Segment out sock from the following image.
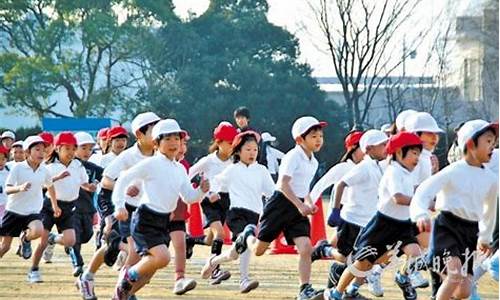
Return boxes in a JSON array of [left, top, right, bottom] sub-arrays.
[[193, 235, 207, 245], [324, 245, 335, 257], [239, 249, 251, 282], [31, 266, 39, 272], [346, 282, 360, 294], [331, 289, 343, 299], [127, 268, 139, 282], [83, 270, 94, 280], [211, 239, 223, 255]]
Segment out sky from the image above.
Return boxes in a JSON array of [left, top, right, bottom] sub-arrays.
[[172, 0, 484, 77]]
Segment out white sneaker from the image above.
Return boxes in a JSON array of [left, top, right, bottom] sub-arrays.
[[240, 278, 259, 293], [173, 277, 197, 295], [113, 250, 128, 271], [366, 271, 384, 297], [27, 270, 43, 283], [409, 271, 429, 289], [77, 275, 97, 300]]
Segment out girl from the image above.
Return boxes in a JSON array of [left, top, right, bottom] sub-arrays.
[[112, 119, 209, 300], [0, 136, 56, 265], [200, 131, 275, 293], [260, 132, 285, 182], [187, 121, 237, 284], [89, 127, 109, 166], [30, 132, 94, 283], [0, 146, 9, 223]]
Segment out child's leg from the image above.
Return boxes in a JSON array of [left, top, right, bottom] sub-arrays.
[[126, 245, 170, 294], [436, 256, 468, 300], [170, 230, 186, 280], [203, 229, 214, 245], [26, 220, 44, 241], [209, 221, 224, 249], [31, 229, 49, 269], [293, 236, 313, 285], [416, 231, 430, 249], [0, 236, 13, 257], [239, 249, 251, 281], [451, 274, 473, 299], [54, 228, 76, 248], [123, 236, 141, 268], [336, 260, 373, 293], [402, 243, 423, 274]]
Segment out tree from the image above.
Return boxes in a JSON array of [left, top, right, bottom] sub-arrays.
[[309, 0, 423, 128]]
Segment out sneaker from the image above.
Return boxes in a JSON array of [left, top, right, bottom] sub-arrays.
[[173, 277, 197, 295], [366, 271, 384, 297], [326, 262, 347, 289], [209, 267, 231, 285], [297, 283, 322, 300], [73, 265, 84, 277], [17, 230, 32, 259], [395, 272, 417, 300], [311, 240, 331, 262], [114, 250, 128, 271], [185, 236, 195, 259], [113, 270, 133, 300], [234, 224, 256, 254], [344, 289, 371, 299], [323, 288, 342, 300], [77, 275, 97, 300], [128, 296, 137, 300], [27, 270, 43, 283], [43, 232, 57, 263], [409, 271, 429, 289], [200, 255, 217, 279], [240, 278, 259, 293]]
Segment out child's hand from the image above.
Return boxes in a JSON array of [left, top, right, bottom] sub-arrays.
[[478, 242, 492, 257], [52, 205, 62, 218], [431, 155, 439, 174], [84, 183, 97, 193], [208, 192, 220, 203], [308, 203, 318, 214], [19, 182, 31, 192], [297, 202, 312, 216], [327, 208, 342, 227], [126, 185, 140, 197], [416, 217, 432, 233], [55, 170, 71, 181], [114, 207, 129, 221], [199, 173, 210, 193]]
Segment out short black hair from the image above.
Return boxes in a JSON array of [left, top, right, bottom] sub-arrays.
[[138, 121, 159, 136], [156, 132, 181, 143], [234, 106, 250, 119], [300, 125, 323, 139], [391, 144, 423, 161], [464, 127, 497, 154], [111, 134, 128, 140], [232, 134, 259, 163]]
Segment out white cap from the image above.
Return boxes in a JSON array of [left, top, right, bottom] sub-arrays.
[[131, 112, 161, 136], [380, 123, 392, 133], [12, 140, 23, 148], [395, 109, 418, 131], [291, 116, 327, 139], [262, 132, 276, 142], [405, 112, 444, 133], [359, 129, 389, 153], [457, 119, 499, 151], [1, 131, 15, 140], [74, 132, 96, 146], [23, 136, 45, 151], [152, 119, 186, 140]]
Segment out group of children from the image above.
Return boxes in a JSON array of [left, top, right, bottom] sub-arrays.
[[0, 107, 497, 300]]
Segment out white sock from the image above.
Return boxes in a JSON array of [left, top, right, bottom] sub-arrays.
[[83, 270, 94, 280], [239, 249, 251, 282]]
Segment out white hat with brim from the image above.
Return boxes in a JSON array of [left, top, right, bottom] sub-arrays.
[[359, 129, 389, 153], [75, 132, 96, 146], [457, 120, 499, 151], [131, 112, 161, 136], [152, 119, 187, 140], [1, 131, 15, 140], [291, 116, 328, 140], [23, 136, 45, 151], [405, 112, 444, 133]]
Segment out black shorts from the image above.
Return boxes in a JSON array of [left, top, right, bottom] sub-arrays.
[[336, 220, 362, 257], [42, 200, 76, 232], [0, 211, 41, 237], [226, 208, 260, 241], [257, 191, 310, 245], [97, 189, 114, 218], [74, 212, 94, 245], [353, 212, 417, 263], [430, 211, 478, 276], [201, 192, 230, 228], [168, 220, 186, 233], [119, 203, 138, 239], [131, 205, 171, 256]]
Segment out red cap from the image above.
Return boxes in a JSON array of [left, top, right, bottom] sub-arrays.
[[386, 132, 422, 155], [344, 131, 364, 150], [107, 126, 128, 139], [213, 122, 238, 142], [38, 132, 54, 145], [54, 131, 77, 146], [231, 131, 261, 148], [0, 145, 8, 155], [97, 127, 109, 140]]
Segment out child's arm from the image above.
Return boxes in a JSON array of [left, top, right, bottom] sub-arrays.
[[112, 162, 147, 221], [261, 168, 276, 199], [391, 193, 412, 206], [478, 182, 499, 253], [310, 164, 343, 202], [46, 185, 60, 217], [188, 157, 207, 180], [180, 172, 209, 204], [280, 175, 311, 216], [5, 183, 31, 195]]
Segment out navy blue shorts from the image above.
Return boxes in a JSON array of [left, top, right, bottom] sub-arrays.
[[257, 191, 310, 245], [168, 220, 186, 233], [201, 192, 230, 228], [131, 205, 170, 256], [42, 199, 76, 232], [353, 212, 417, 263], [226, 207, 260, 241], [119, 203, 138, 239], [430, 211, 478, 275], [336, 219, 362, 257], [0, 211, 41, 237]]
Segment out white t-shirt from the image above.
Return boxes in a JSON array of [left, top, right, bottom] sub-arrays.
[[0, 167, 9, 206], [45, 159, 88, 201], [213, 161, 275, 214], [266, 146, 285, 175], [310, 159, 355, 205], [277, 145, 318, 198], [340, 156, 383, 227], [378, 162, 414, 220], [412, 149, 433, 186], [99, 152, 118, 169], [189, 152, 232, 193], [5, 161, 53, 215]]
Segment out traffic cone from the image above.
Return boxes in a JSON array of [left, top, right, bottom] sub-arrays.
[[310, 197, 327, 245], [223, 224, 232, 245], [187, 202, 204, 237], [269, 232, 297, 254]]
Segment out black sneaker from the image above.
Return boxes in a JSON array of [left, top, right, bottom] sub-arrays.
[[17, 230, 32, 259], [311, 240, 330, 262], [234, 224, 256, 254], [209, 267, 231, 285], [344, 289, 371, 299], [395, 271, 417, 300], [185, 236, 195, 259], [327, 262, 347, 288], [73, 265, 84, 277], [297, 283, 322, 300]]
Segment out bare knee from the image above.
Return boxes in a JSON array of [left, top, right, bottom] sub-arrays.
[[452, 277, 472, 299], [156, 252, 170, 268]]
